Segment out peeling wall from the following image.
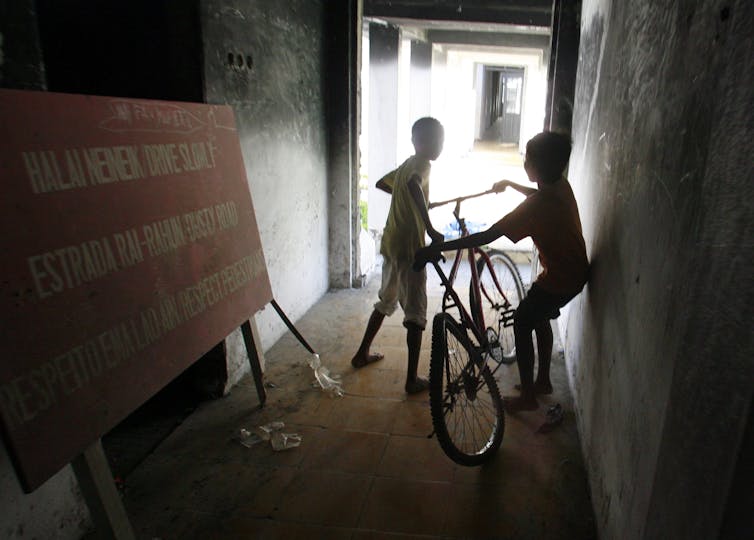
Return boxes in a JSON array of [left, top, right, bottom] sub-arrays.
[[565, 0, 754, 538], [0, 446, 89, 540], [200, 0, 331, 353]]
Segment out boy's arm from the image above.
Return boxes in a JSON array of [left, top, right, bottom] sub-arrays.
[[493, 179, 537, 197], [414, 216, 509, 269], [407, 174, 444, 244]]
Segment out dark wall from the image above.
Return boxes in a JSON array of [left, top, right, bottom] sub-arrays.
[[325, 0, 361, 288], [36, 0, 202, 101], [200, 0, 332, 348], [545, 0, 580, 132], [566, 1, 754, 538], [0, 0, 46, 89]]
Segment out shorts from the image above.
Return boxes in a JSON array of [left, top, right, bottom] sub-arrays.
[[514, 283, 578, 328], [374, 255, 427, 329]]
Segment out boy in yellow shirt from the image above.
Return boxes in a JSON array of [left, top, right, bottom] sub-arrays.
[[351, 117, 445, 394]]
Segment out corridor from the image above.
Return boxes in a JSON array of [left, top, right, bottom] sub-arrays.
[[122, 262, 596, 539]]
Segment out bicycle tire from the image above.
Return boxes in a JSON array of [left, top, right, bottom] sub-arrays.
[[471, 250, 525, 359], [429, 313, 504, 466]]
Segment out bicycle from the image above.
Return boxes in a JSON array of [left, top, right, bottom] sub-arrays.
[[420, 189, 525, 465]]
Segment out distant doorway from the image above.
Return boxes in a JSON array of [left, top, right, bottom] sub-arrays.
[[481, 66, 525, 145]]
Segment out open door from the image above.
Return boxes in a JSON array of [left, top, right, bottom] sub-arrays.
[[499, 67, 524, 144]]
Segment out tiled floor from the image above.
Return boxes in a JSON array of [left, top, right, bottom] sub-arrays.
[[122, 260, 596, 539]]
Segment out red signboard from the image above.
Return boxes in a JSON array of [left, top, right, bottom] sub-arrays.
[[0, 90, 273, 491]]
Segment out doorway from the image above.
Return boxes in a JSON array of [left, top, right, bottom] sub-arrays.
[[482, 66, 525, 145]]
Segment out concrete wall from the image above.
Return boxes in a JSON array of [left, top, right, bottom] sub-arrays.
[[565, 1, 754, 538], [200, 0, 332, 358], [1, 445, 89, 539], [0, 2, 92, 538], [409, 40, 432, 122]]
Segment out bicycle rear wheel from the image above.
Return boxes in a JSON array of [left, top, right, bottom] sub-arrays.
[[429, 313, 504, 466], [472, 250, 524, 359]]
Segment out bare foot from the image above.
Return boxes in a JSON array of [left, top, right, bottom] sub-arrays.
[[514, 381, 553, 395], [405, 377, 429, 394], [503, 395, 539, 413], [351, 353, 384, 368]]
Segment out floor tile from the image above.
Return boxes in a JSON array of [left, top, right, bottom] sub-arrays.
[[270, 469, 371, 528], [325, 395, 401, 433], [390, 400, 433, 437], [351, 531, 439, 540], [299, 427, 388, 475], [227, 465, 298, 519], [342, 368, 408, 399], [377, 434, 456, 483], [204, 516, 353, 540], [358, 477, 453, 536]]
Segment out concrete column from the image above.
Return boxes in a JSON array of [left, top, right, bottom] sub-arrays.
[[366, 22, 400, 232], [544, 0, 581, 132], [326, 0, 361, 288], [409, 40, 432, 122]]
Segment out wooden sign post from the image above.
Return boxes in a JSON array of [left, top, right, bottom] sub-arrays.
[[0, 90, 274, 533]]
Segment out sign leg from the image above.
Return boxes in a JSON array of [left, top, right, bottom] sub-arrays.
[[241, 318, 267, 406], [71, 440, 135, 540]]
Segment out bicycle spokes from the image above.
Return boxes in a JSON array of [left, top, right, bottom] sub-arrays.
[[430, 313, 504, 466]]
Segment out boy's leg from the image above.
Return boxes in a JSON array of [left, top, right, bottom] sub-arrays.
[[512, 287, 574, 397], [351, 309, 386, 368], [507, 313, 539, 411], [353, 255, 400, 368], [401, 262, 428, 394], [533, 320, 553, 394], [404, 322, 428, 394], [505, 287, 545, 412]]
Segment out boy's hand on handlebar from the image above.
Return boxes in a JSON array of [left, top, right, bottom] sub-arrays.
[[492, 180, 510, 193], [413, 245, 444, 271], [428, 230, 445, 244]]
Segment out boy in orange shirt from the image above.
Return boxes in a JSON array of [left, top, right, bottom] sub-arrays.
[[415, 131, 588, 411]]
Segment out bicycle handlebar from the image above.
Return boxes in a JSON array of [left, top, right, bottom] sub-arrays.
[[428, 188, 497, 209], [412, 249, 445, 272], [416, 186, 501, 271]]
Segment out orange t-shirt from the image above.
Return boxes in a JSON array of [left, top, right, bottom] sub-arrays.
[[500, 178, 589, 295]]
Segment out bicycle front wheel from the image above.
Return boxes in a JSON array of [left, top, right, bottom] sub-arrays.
[[472, 250, 525, 359], [429, 313, 504, 466]]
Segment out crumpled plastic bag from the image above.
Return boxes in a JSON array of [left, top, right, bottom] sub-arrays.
[[537, 403, 564, 434], [307, 353, 344, 397], [237, 421, 302, 451]]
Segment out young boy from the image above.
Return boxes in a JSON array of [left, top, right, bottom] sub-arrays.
[[351, 117, 445, 394], [415, 131, 588, 411]]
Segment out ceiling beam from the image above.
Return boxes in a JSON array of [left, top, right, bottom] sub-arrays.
[[427, 30, 550, 48], [364, 1, 553, 28]]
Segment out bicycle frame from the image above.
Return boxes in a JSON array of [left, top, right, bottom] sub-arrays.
[[429, 191, 513, 349]]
